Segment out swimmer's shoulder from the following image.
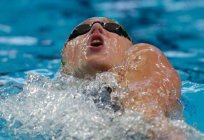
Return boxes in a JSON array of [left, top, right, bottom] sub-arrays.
[[128, 43, 163, 55], [127, 43, 173, 68]]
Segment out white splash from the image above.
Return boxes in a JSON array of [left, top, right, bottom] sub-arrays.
[[0, 36, 37, 46], [0, 24, 12, 33], [164, 51, 196, 58], [0, 73, 203, 140]]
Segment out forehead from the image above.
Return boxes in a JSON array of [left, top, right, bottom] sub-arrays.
[[80, 17, 115, 25]]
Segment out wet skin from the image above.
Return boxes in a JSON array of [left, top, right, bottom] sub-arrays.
[[62, 17, 181, 120]]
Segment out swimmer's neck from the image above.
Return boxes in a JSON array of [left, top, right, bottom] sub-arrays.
[[68, 70, 102, 80], [70, 66, 119, 80]]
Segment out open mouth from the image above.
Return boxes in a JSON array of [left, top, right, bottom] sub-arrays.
[[89, 34, 104, 47]]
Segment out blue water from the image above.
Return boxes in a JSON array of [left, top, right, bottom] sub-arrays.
[[0, 0, 204, 139]]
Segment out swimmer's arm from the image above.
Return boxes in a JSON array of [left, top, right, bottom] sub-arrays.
[[113, 43, 181, 119], [113, 43, 184, 139]]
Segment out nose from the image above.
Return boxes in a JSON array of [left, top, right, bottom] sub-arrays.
[[90, 23, 104, 34]]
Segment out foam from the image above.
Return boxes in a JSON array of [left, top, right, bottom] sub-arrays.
[[0, 73, 203, 139]]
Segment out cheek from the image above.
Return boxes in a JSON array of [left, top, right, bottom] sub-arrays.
[[105, 35, 119, 52], [112, 36, 128, 54], [63, 46, 76, 68], [117, 37, 132, 55], [68, 35, 91, 65], [104, 36, 126, 64]]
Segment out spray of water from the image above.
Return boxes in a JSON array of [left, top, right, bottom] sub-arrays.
[[0, 72, 203, 140]]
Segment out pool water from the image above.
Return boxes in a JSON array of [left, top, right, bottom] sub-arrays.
[[0, 0, 204, 139]]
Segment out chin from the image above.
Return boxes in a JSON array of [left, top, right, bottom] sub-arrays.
[[85, 56, 112, 72]]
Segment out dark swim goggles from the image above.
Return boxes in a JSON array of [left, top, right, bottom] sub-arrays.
[[68, 21, 132, 42]]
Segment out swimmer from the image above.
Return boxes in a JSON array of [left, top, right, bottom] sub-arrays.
[[61, 17, 183, 139]]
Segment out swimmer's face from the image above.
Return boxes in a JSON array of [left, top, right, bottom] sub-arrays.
[[62, 17, 133, 77]]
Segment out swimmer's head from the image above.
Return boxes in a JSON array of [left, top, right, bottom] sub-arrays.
[[62, 17, 133, 78]]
